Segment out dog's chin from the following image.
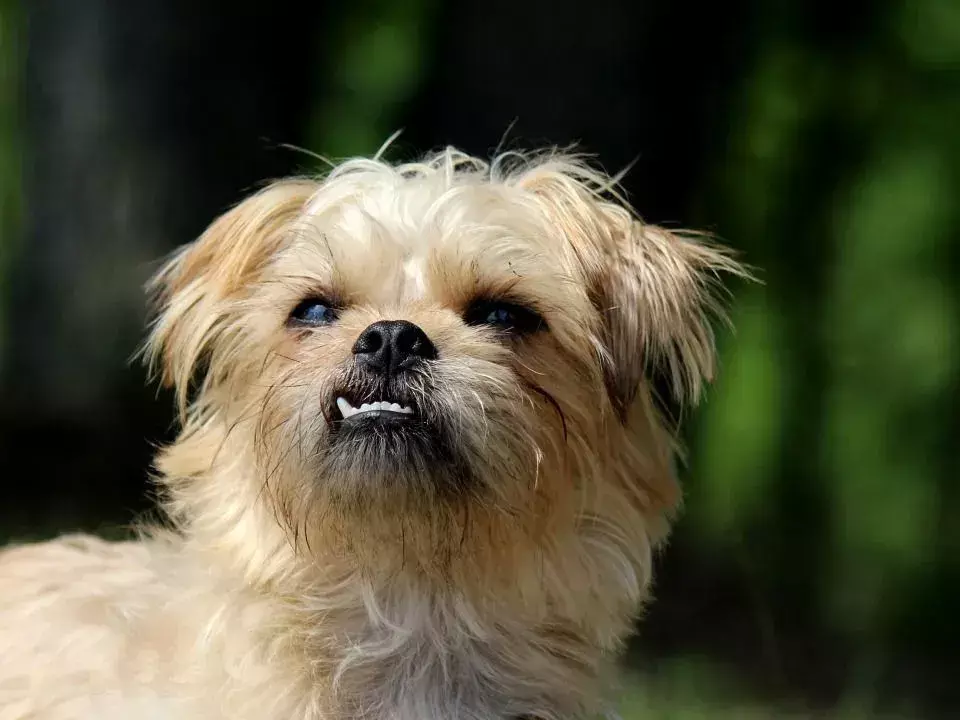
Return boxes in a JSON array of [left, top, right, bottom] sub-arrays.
[[317, 389, 476, 509]]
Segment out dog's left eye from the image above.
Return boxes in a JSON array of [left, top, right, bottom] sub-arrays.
[[289, 298, 339, 326], [464, 299, 545, 335]]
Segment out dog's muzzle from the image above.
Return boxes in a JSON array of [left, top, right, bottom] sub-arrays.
[[320, 320, 477, 500], [331, 319, 435, 427]]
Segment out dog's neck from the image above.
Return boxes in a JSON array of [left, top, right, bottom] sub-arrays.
[[278, 546, 614, 719]]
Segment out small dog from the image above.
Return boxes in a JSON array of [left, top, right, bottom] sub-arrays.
[[0, 147, 742, 719]]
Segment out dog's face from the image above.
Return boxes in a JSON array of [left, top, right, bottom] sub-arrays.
[[147, 151, 740, 571]]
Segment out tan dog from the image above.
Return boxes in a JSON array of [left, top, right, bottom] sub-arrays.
[[0, 147, 743, 719]]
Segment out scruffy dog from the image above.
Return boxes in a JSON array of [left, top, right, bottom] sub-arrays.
[[0, 147, 742, 719]]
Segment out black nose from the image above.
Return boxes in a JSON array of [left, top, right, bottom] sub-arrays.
[[352, 320, 437, 374]]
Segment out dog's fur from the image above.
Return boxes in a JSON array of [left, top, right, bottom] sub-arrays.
[[0, 147, 743, 719]]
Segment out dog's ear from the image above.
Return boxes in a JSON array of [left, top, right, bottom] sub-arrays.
[[591, 221, 744, 418], [516, 157, 745, 418], [144, 180, 316, 417]]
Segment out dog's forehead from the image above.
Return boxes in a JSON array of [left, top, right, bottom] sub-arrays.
[[300, 180, 567, 305], [401, 257, 429, 299]]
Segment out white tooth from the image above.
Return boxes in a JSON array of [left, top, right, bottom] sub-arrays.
[[339, 397, 416, 417], [336, 397, 354, 418]]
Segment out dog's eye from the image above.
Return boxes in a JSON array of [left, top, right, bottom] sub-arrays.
[[289, 298, 339, 326], [464, 299, 545, 334]]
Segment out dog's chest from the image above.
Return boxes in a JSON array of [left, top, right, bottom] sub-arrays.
[[301, 601, 596, 720]]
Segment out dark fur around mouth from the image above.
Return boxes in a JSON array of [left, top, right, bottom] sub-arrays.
[[328, 368, 425, 425], [318, 367, 477, 503]]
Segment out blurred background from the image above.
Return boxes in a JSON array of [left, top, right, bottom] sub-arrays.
[[1, 1, 958, 717]]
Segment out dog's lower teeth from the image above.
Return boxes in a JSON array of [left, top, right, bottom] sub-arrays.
[[336, 397, 414, 419]]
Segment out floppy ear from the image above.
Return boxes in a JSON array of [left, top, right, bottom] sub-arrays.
[[514, 156, 745, 418], [144, 180, 317, 417], [593, 220, 744, 417]]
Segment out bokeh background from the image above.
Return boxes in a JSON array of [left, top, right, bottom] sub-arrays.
[[1, 1, 958, 718]]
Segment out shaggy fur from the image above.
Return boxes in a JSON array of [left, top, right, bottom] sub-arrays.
[[0, 146, 743, 719]]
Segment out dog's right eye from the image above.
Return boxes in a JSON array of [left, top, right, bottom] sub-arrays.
[[289, 298, 339, 326]]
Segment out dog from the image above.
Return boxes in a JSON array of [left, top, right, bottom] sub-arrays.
[[0, 146, 743, 719]]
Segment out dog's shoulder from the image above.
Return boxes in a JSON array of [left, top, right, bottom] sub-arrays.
[[0, 533, 155, 597], [0, 534, 179, 718]]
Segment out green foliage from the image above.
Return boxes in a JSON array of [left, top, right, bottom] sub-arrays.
[[681, 0, 960, 701], [617, 663, 918, 719], [308, 0, 438, 159], [0, 0, 22, 370]]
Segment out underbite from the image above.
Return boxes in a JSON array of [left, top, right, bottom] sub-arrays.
[[335, 397, 416, 420]]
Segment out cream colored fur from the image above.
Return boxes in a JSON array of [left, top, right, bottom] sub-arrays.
[[0, 147, 743, 720]]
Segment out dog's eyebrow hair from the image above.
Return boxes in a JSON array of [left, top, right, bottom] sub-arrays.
[[461, 278, 545, 311], [261, 275, 331, 288], [263, 277, 351, 313]]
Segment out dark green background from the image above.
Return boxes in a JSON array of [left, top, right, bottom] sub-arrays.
[[1, 1, 957, 717]]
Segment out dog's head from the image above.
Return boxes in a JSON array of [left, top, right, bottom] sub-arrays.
[[146, 149, 742, 576]]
